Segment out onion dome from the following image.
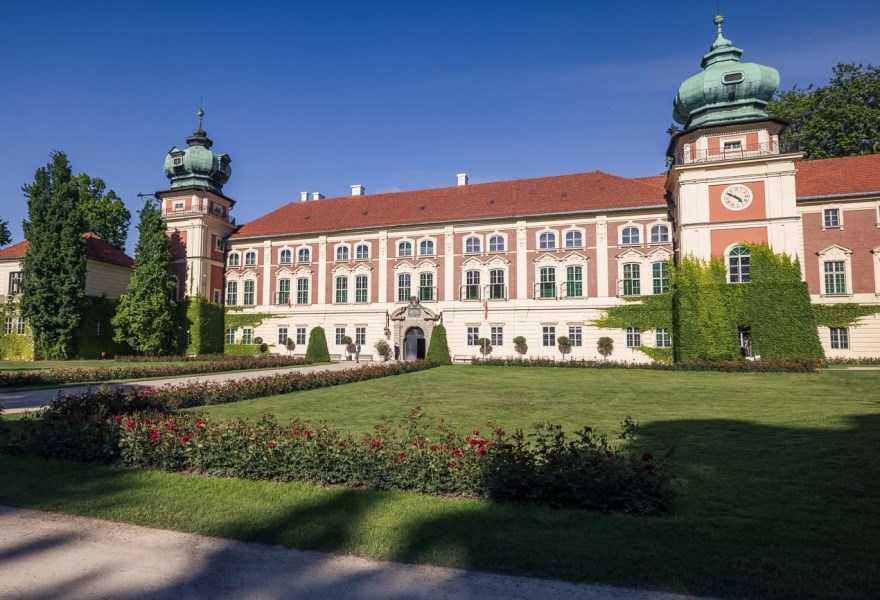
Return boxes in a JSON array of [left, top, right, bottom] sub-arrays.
[[163, 108, 232, 193], [673, 15, 780, 130]]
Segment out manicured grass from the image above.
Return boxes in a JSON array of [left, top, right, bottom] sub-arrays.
[[3, 366, 880, 600]]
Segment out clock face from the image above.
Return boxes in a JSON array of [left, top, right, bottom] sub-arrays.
[[721, 184, 753, 211]]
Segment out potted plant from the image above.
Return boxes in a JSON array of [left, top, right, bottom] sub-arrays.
[[374, 339, 391, 362], [597, 336, 614, 361], [342, 335, 354, 361], [286, 338, 296, 355], [513, 335, 528, 356], [557, 335, 571, 362]]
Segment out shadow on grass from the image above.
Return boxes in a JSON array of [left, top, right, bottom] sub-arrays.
[[1, 413, 879, 600]]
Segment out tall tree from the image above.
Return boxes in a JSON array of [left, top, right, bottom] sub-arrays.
[[112, 199, 178, 355], [768, 63, 880, 159], [20, 152, 87, 359], [0, 219, 10, 246], [75, 174, 130, 250]]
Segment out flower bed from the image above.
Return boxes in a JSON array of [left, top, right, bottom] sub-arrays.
[[6, 405, 673, 515], [471, 357, 820, 373], [0, 355, 313, 388], [822, 357, 880, 366], [113, 354, 251, 363]]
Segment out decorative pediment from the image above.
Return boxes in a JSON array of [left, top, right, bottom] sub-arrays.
[[351, 262, 373, 275], [276, 267, 295, 278], [616, 248, 645, 261], [817, 244, 853, 259], [533, 253, 562, 266], [646, 247, 672, 260], [331, 263, 352, 274], [240, 268, 259, 278], [561, 251, 590, 263], [389, 299, 440, 321], [291, 266, 312, 277], [484, 256, 511, 267], [392, 260, 416, 272], [415, 259, 438, 271], [460, 257, 484, 268]]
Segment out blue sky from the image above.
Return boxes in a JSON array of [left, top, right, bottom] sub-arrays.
[[1, 0, 878, 251]]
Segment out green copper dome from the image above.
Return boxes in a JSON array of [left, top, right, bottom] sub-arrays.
[[163, 109, 232, 193], [673, 15, 780, 130]]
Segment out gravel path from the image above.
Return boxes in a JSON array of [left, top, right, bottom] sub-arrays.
[[0, 506, 716, 600], [0, 361, 364, 414]]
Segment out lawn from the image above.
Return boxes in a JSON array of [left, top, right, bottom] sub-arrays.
[[2, 365, 879, 600]]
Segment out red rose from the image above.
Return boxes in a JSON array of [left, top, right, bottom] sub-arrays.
[[267, 442, 275, 449], [450, 460, 458, 467], [454, 449, 463, 457], [398, 452, 406, 459], [476, 447, 486, 455], [181, 436, 189, 444], [372, 440, 380, 448], [642, 453, 653, 462], [125, 421, 136, 428]]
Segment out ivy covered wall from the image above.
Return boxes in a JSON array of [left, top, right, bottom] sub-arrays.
[[77, 296, 131, 359], [176, 296, 225, 355]]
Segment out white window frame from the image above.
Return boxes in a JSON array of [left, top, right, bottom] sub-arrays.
[[279, 248, 292, 265], [296, 326, 307, 346], [537, 231, 557, 251], [626, 327, 641, 348], [297, 247, 312, 263], [564, 229, 584, 249], [397, 240, 414, 258], [542, 325, 556, 347], [655, 328, 671, 348], [649, 224, 670, 244], [464, 235, 482, 254], [830, 327, 849, 350], [817, 245, 853, 297], [335, 244, 351, 262], [355, 243, 370, 261], [418, 238, 436, 256], [620, 225, 641, 246], [467, 326, 480, 346], [244, 251, 257, 267], [488, 234, 506, 253], [490, 326, 503, 346], [568, 325, 582, 347], [227, 253, 240, 267], [822, 207, 842, 230]]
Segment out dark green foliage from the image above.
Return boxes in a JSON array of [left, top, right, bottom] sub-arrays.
[[674, 256, 740, 361], [224, 310, 273, 331], [223, 343, 270, 355], [20, 152, 87, 359], [177, 296, 225, 355], [77, 296, 130, 359], [729, 246, 823, 360], [768, 63, 880, 159], [112, 199, 178, 355], [74, 174, 130, 250], [306, 326, 330, 362], [426, 324, 452, 364], [592, 293, 672, 332], [813, 303, 880, 328], [597, 336, 614, 359], [513, 335, 528, 355], [0, 219, 10, 246], [476, 338, 493, 357]]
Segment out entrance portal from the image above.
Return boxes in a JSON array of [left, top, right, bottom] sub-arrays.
[[404, 327, 426, 361]]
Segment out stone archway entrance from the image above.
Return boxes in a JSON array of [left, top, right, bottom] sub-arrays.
[[404, 327, 426, 361]]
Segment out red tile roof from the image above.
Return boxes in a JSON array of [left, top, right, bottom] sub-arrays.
[[0, 234, 133, 268], [795, 154, 880, 198], [631, 175, 667, 189], [232, 170, 667, 239]]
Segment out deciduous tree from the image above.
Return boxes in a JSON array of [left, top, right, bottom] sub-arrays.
[[112, 199, 178, 355], [20, 152, 87, 359], [768, 63, 880, 159], [75, 174, 130, 250], [0, 220, 11, 246]]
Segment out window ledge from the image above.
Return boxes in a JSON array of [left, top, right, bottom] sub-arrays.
[[821, 293, 853, 298]]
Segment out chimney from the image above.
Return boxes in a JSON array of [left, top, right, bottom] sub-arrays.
[[457, 173, 469, 186], [351, 184, 365, 196], [300, 191, 309, 202], [311, 192, 324, 201]]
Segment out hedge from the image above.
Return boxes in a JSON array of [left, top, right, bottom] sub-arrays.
[[0, 355, 312, 388], [306, 327, 331, 362], [426, 324, 452, 364]]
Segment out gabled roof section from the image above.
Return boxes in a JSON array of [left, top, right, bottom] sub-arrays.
[[797, 154, 880, 199], [631, 175, 667, 189], [231, 170, 667, 239], [0, 234, 133, 268], [0, 240, 29, 261]]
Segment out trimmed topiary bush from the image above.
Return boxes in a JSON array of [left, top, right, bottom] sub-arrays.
[[426, 324, 452, 365], [306, 326, 331, 362], [513, 336, 528, 356]]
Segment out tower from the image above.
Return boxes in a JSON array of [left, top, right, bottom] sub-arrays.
[[666, 15, 803, 270], [157, 108, 236, 303]]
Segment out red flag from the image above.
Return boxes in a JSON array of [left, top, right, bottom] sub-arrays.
[[483, 299, 488, 320], [287, 296, 291, 308]]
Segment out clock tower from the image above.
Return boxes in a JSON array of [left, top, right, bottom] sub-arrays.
[[665, 15, 804, 270], [157, 109, 236, 303]]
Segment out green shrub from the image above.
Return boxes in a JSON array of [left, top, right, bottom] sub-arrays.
[[426, 324, 452, 364], [597, 337, 614, 359], [306, 327, 331, 362], [223, 343, 269, 356], [513, 336, 528, 355], [374, 340, 391, 361], [476, 338, 493, 357]]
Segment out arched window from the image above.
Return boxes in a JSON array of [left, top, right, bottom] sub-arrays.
[[225, 281, 238, 305], [227, 253, 240, 267], [621, 227, 640, 245], [565, 231, 583, 248], [279, 249, 292, 264], [419, 240, 435, 256], [398, 241, 413, 257], [297, 248, 311, 263], [539, 232, 556, 250], [489, 235, 505, 252], [728, 246, 751, 283], [650, 225, 669, 244], [245, 251, 257, 266], [465, 237, 481, 253], [355, 244, 370, 260], [336, 246, 349, 261]]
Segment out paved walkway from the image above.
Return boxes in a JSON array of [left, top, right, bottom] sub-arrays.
[[0, 506, 715, 600], [0, 361, 365, 414]]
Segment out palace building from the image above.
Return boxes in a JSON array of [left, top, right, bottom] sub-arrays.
[[156, 15, 880, 362]]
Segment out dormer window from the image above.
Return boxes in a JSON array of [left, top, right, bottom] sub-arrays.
[[172, 201, 184, 211], [723, 141, 742, 151], [172, 157, 184, 167]]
